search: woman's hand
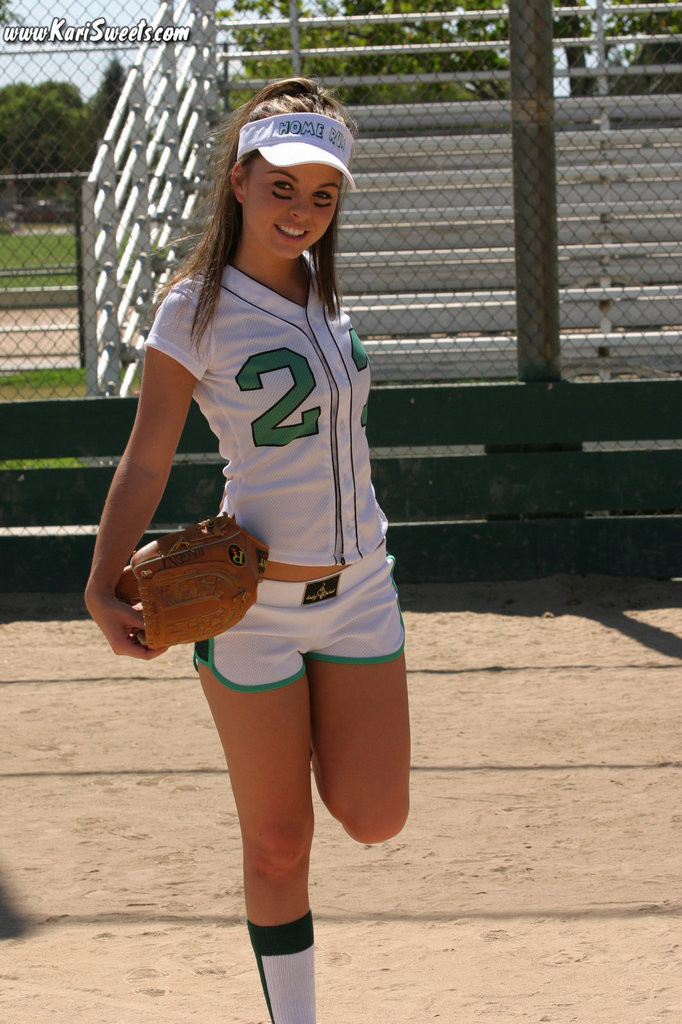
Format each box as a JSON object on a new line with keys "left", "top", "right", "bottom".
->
{"left": 85, "top": 583, "right": 169, "bottom": 660}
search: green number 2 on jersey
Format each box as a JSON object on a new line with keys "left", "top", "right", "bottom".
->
{"left": 236, "top": 347, "right": 321, "bottom": 447}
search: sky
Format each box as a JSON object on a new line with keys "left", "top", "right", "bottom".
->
{"left": 0, "top": 0, "right": 176, "bottom": 98}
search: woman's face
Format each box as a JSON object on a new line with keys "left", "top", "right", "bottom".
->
{"left": 231, "top": 154, "right": 341, "bottom": 270}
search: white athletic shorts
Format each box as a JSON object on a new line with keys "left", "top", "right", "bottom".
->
{"left": 194, "top": 542, "right": 404, "bottom": 691}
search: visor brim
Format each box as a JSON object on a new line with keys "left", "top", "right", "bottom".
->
{"left": 256, "top": 142, "right": 357, "bottom": 190}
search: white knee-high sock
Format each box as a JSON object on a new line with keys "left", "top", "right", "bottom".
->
{"left": 247, "top": 911, "right": 316, "bottom": 1024}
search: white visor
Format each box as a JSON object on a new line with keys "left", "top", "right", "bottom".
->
{"left": 237, "top": 112, "right": 356, "bottom": 190}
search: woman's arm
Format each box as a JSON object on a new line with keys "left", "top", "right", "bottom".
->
{"left": 85, "top": 348, "right": 198, "bottom": 659}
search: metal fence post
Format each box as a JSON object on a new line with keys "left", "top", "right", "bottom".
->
{"left": 289, "top": 0, "right": 302, "bottom": 76}
{"left": 509, "top": 0, "right": 561, "bottom": 382}
{"left": 594, "top": 0, "right": 611, "bottom": 131}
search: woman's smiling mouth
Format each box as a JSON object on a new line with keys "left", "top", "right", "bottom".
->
{"left": 277, "top": 224, "right": 306, "bottom": 238}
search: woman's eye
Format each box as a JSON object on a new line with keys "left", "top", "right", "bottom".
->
{"left": 270, "top": 181, "right": 335, "bottom": 206}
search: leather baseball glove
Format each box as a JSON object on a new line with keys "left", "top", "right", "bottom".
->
{"left": 115, "top": 513, "right": 268, "bottom": 649}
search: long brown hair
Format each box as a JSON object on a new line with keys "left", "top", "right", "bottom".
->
{"left": 154, "top": 78, "right": 357, "bottom": 346}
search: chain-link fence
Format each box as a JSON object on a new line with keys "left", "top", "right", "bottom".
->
{"left": 1, "top": 0, "right": 680, "bottom": 400}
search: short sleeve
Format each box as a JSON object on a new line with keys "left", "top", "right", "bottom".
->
{"left": 145, "top": 279, "right": 210, "bottom": 379}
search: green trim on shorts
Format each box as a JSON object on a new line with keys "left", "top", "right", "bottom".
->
{"left": 306, "top": 550, "right": 404, "bottom": 667}
{"left": 305, "top": 640, "right": 405, "bottom": 666}
{"left": 192, "top": 548, "right": 404, "bottom": 688}
{"left": 193, "top": 637, "right": 306, "bottom": 692}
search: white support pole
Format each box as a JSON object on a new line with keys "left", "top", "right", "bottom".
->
{"left": 93, "top": 147, "right": 124, "bottom": 395}
{"left": 80, "top": 177, "right": 100, "bottom": 397}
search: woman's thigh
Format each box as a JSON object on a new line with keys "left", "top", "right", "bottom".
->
{"left": 198, "top": 665, "right": 315, "bottom": 838}
{"left": 306, "top": 653, "right": 411, "bottom": 843}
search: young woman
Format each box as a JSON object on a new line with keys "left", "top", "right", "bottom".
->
{"left": 85, "top": 77, "right": 410, "bottom": 1024}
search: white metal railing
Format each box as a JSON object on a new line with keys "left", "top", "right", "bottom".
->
{"left": 82, "top": 0, "right": 217, "bottom": 395}
{"left": 217, "top": 2, "right": 682, "bottom": 100}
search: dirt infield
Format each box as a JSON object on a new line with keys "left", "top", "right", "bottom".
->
{"left": 1, "top": 573, "right": 681, "bottom": 1023}
{"left": 0, "top": 306, "right": 80, "bottom": 372}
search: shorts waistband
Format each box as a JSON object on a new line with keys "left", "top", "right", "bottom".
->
{"left": 257, "top": 543, "right": 388, "bottom": 606}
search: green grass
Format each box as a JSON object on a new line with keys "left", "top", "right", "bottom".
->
{"left": 0, "top": 230, "right": 78, "bottom": 289}
{"left": 0, "top": 365, "right": 142, "bottom": 401}
{"left": 0, "top": 367, "right": 86, "bottom": 401}
{"left": 0, "top": 228, "right": 155, "bottom": 288}
{"left": 0, "top": 230, "right": 77, "bottom": 264}
{"left": 4, "top": 271, "right": 76, "bottom": 288}
{"left": 0, "top": 456, "right": 81, "bottom": 468}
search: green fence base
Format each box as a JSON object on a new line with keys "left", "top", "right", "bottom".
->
{"left": 2, "top": 515, "right": 680, "bottom": 594}
{"left": 2, "top": 382, "right": 681, "bottom": 592}
{"left": 387, "top": 516, "right": 682, "bottom": 584}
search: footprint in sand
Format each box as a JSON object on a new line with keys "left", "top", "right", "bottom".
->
{"left": 124, "top": 966, "right": 171, "bottom": 997}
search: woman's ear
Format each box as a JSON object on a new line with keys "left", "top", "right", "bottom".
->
{"left": 231, "top": 162, "right": 246, "bottom": 202}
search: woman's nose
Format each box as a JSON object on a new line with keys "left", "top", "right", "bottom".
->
{"left": 289, "top": 195, "right": 312, "bottom": 220}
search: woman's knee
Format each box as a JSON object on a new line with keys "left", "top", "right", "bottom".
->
{"left": 323, "top": 788, "right": 409, "bottom": 845}
{"left": 243, "top": 816, "right": 315, "bottom": 882}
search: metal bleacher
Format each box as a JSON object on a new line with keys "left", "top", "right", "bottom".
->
{"left": 341, "top": 109, "right": 682, "bottom": 382}
{"left": 80, "top": 2, "right": 682, "bottom": 393}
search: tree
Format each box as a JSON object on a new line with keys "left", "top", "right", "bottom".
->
{"left": 553, "top": 0, "right": 682, "bottom": 99}
{"left": 0, "top": 82, "right": 99, "bottom": 192}
{"left": 221, "top": 0, "right": 511, "bottom": 106}
{"left": 554, "top": 0, "right": 596, "bottom": 98}
{"left": 89, "top": 59, "right": 127, "bottom": 140}
{"left": 607, "top": 0, "right": 682, "bottom": 96}
{"left": 219, "top": 0, "right": 682, "bottom": 108}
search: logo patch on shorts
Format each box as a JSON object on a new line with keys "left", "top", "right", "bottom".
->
{"left": 302, "top": 574, "right": 341, "bottom": 605}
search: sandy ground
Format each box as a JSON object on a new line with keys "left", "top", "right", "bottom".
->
{"left": 0, "top": 306, "right": 80, "bottom": 372}
{"left": 1, "top": 573, "right": 681, "bottom": 1024}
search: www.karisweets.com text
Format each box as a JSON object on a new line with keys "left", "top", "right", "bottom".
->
{"left": 3, "top": 18, "right": 191, "bottom": 44}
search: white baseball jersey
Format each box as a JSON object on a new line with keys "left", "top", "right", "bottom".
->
{"left": 145, "top": 264, "right": 388, "bottom": 565}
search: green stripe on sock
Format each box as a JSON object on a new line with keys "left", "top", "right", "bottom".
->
{"left": 247, "top": 910, "right": 314, "bottom": 957}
